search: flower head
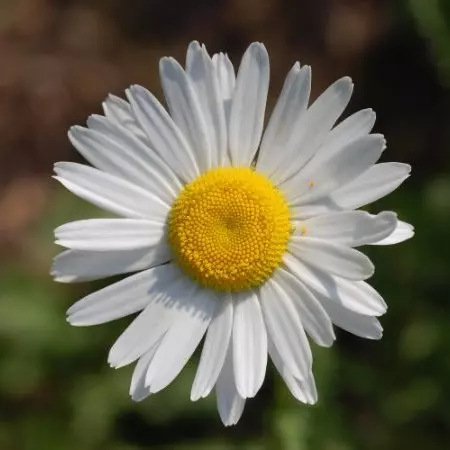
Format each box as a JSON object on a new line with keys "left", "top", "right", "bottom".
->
{"left": 53, "top": 42, "right": 413, "bottom": 426}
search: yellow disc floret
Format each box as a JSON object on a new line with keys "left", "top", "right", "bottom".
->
{"left": 169, "top": 167, "right": 292, "bottom": 292}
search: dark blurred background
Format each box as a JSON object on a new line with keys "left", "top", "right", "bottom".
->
{"left": 0, "top": 0, "right": 449, "bottom": 449}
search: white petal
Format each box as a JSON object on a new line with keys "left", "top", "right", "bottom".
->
{"left": 216, "top": 345, "right": 246, "bottom": 426}
{"left": 268, "top": 337, "right": 317, "bottom": 404}
{"left": 52, "top": 247, "right": 170, "bottom": 283}
{"left": 284, "top": 134, "right": 386, "bottom": 205}
{"left": 274, "top": 268, "right": 335, "bottom": 347}
{"left": 69, "top": 124, "right": 154, "bottom": 195}
{"left": 285, "top": 372, "right": 318, "bottom": 405}
{"left": 331, "top": 162, "right": 411, "bottom": 209}
{"left": 129, "top": 341, "right": 162, "bottom": 402}
{"left": 212, "top": 52, "right": 235, "bottom": 131}
{"left": 289, "top": 237, "right": 374, "bottom": 280}
{"left": 283, "top": 253, "right": 386, "bottom": 316}
{"left": 257, "top": 63, "right": 311, "bottom": 175}
{"left": 160, "top": 57, "right": 212, "bottom": 172}
{"left": 229, "top": 43, "right": 269, "bottom": 166}
{"left": 67, "top": 263, "right": 181, "bottom": 327}
{"left": 271, "top": 77, "right": 354, "bottom": 185}
{"left": 290, "top": 198, "right": 342, "bottom": 221}
{"left": 102, "top": 94, "right": 148, "bottom": 142}
{"left": 297, "top": 211, "right": 398, "bottom": 247}
{"left": 259, "top": 279, "right": 312, "bottom": 380}
{"left": 317, "top": 108, "right": 376, "bottom": 160}
{"left": 55, "top": 219, "right": 166, "bottom": 251}
{"left": 292, "top": 163, "right": 410, "bottom": 219}
{"left": 145, "top": 288, "right": 218, "bottom": 393}
{"left": 317, "top": 294, "right": 383, "bottom": 339}
{"left": 54, "top": 162, "right": 169, "bottom": 220}
{"left": 186, "top": 42, "right": 227, "bottom": 168}
{"left": 286, "top": 109, "right": 376, "bottom": 195}
{"left": 126, "top": 85, "right": 199, "bottom": 182}
{"left": 107, "top": 273, "right": 193, "bottom": 369}
{"left": 212, "top": 52, "right": 235, "bottom": 101}
{"left": 191, "top": 294, "right": 233, "bottom": 401}
{"left": 232, "top": 291, "right": 268, "bottom": 398}
{"left": 372, "top": 220, "right": 414, "bottom": 245}
{"left": 81, "top": 114, "right": 182, "bottom": 201}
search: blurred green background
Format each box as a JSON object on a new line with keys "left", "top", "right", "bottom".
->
{"left": 0, "top": 0, "right": 449, "bottom": 449}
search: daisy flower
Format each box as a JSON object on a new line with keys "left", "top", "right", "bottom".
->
{"left": 52, "top": 42, "right": 413, "bottom": 426}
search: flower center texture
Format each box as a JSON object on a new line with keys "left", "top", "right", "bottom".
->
{"left": 169, "top": 167, "right": 292, "bottom": 292}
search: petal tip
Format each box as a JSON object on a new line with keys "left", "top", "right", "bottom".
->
{"left": 66, "top": 314, "right": 82, "bottom": 327}
{"left": 188, "top": 40, "right": 200, "bottom": 48}
{"left": 248, "top": 42, "right": 268, "bottom": 58}
{"left": 341, "top": 75, "right": 353, "bottom": 84}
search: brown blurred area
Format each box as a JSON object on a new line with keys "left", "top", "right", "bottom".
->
{"left": 0, "top": 0, "right": 401, "bottom": 254}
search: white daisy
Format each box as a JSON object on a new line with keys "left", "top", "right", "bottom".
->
{"left": 52, "top": 41, "right": 413, "bottom": 426}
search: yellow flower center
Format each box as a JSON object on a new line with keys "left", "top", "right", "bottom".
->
{"left": 169, "top": 167, "right": 292, "bottom": 292}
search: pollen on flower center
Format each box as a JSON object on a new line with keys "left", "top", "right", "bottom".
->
{"left": 169, "top": 167, "right": 292, "bottom": 292}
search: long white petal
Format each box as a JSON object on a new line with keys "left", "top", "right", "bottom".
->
{"left": 331, "top": 162, "right": 411, "bottom": 209}
{"left": 186, "top": 42, "right": 227, "bottom": 168}
{"left": 67, "top": 263, "right": 181, "bottom": 326}
{"left": 297, "top": 211, "right": 398, "bottom": 247}
{"left": 372, "top": 220, "right": 414, "bottom": 245}
{"left": 257, "top": 63, "right": 311, "bottom": 175}
{"left": 290, "top": 198, "right": 342, "bottom": 221}
{"left": 272, "top": 77, "right": 353, "bottom": 184}
{"left": 216, "top": 345, "right": 246, "bottom": 426}
{"left": 212, "top": 52, "right": 235, "bottom": 131}
{"left": 268, "top": 337, "right": 317, "bottom": 404}
{"left": 145, "top": 288, "right": 218, "bottom": 393}
{"left": 317, "top": 294, "right": 383, "bottom": 339}
{"left": 191, "top": 294, "right": 233, "bottom": 401}
{"left": 284, "top": 134, "right": 385, "bottom": 205}
{"left": 107, "top": 274, "right": 193, "bottom": 369}
{"left": 55, "top": 219, "right": 166, "bottom": 251}
{"left": 229, "top": 43, "right": 269, "bottom": 166}
{"left": 160, "top": 56, "right": 212, "bottom": 172}
{"left": 52, "top": 247, "right": 170, "bottom": 283}
{"left": 102, "top": 94, "right": 148, "bottom": 142}
{"left": 274, "top": 269, "right": 335, "bottom": 347}
{"left": 283, "top": 254, "right": 386, "bottom": 316}
{"left": 289, "top": 237, "right": 374, "bottom": 280}
{"left": 291, "top": 162, "right": 411, "bottom": 220}
{"left": 126, "top": 85, "right": 199, "bottom": 182}
{"left": 314, "top": 108, "right": 376, "bottom": 161}
{"left": 80, "top": 114, "right": 182, "bottom": 201}
{"left": 232, "top": 291, "right": 267, "bottom": 399}
{"left": 54, "top": 162, "right": 169, "bottom": 220}
{"left": 212, "top": 53, "right": 235, "bottom": 101}
{"left": 129, "top": 340, "right": 162, "bottom": 402}
{"left": 259, "top": 279, "right": 312, "bottom": 380}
